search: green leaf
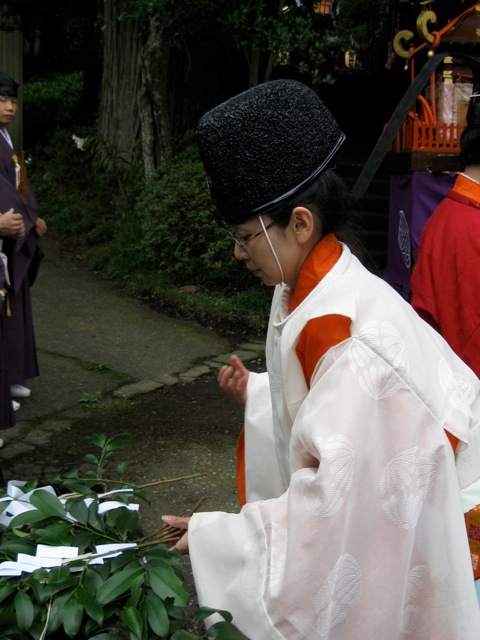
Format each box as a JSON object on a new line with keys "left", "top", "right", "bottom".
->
{"left": 8, "top": 527, "right": 30, "bottom": 537}
{"left": 105, "top": 438, "right": 130, "bottom": 454}
{"left": 120, "top": 605, "right": 143, "bottom": 638}
{"left": 91, "top": 434, "right": 107, "bottom": 448}
{"left": 46, "top": 565, "right": 79, "bottom": 596}
{"left": 170, "top": 631, "right": 198, "bottom": 639}
{"left": 65, "top": 496, "right": 89, "bottom": 525}
{"left": 96, "top": 567, "right": 143, "bottom": 605}
{"left": 0, "top": 581, "right": 18, "bottom": 605}
{"left": 196, "top": 606, "right": 233, "bottom": 623}
{"left": 29, "top": 489, "right": 66, "bottom": 519}
{"left": 107, "top": 508, "right": 140, "bottom": 540}
{"left": 71, "top": 529, "right": 94, "bottom": 552}
{"left": 116, "top": 459, "right": 129, "bottom": 476}
{"left": 0, "top": 609, "right": 17, "bottom": 627}
{"left": 14, "top": 591, "right": 35, "bottom": 631}
{"left": 125, "top": 573, "right": 144, "bottom": 608}
{"left": 35, "top": 522, "right": 74, "bottom": 545}
{"left": 47, "top": 591, "right": 72, "bottom": 633}
{"left": 0, "top": 540, "right": 36, "bottom": 556}
{"left": 62, "top": 478, "right": 96, "bottom": 494}
{"left": 164, "top": 600, "right": 186, "bottom": 620}
{"left": 63, "top": 594, "right": 84, "bottom": 637}
{"left": 47, "top": 564, "right": 74, "bottom": 584}
{"left": 60, "top": 469, "right": 79, "bottom": 479}
{"left": 87, "top": 499, "right": 105, "bottom": 532}
{"left": 108, "top": 549, "right": 137, "bottom": 573}
{"left": 9, "top": 509, "right": 53, "bottom": 528}
{"left": 77, "top": 585, "right": 104, "bottom": 625}
{"left": 207, "top": 621, "right": 250, "bottom": 639}
{"left": 83, "top": 566, "right": 104, "bottom": 595}
{"left": 83, "top": 453, "right": 99, "bottom": 465}
{"left": 147, "top": 565, "right": 188, "bottom": 607}
{"left": 24, "top": 570, "right": 50, "bottom": 603}
{"left": 144, "top": 546, "right": 172, "bottom": 561}
{"left": 145, "top": 592, "right": 169, "bottom": 636}
{"left": 134, "top": 488, "right": 151, "bottom": 504}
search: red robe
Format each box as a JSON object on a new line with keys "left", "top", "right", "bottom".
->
{"left": 411, "top": 173, "right": 480, "bottom": 378}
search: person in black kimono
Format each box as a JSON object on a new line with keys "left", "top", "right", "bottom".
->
{"left": 0, "top": 70, "right": 46, "bottom": 415}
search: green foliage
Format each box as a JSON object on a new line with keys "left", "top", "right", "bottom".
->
{"left": 23, "top": 73, "right": 85, "bottom": 146}
{"left": 0, "top": 435, "right": 248, "bottom": 639}
{"left": 336, "top": 0, "right": 392, "bottom": 47}
{"left": 126, "top": 143, "right": 244, "bottom": 290}
{"left": 32, "top": 128, "right": 139, "bottom": 247}
{"left": 31, "top": 128, "right": 270, "bottom": 336}
{"left": 227, "top": 0, "right": 337, "bottom": 84}
{"left": 22, "top": 73, "right": 83, "bottom": 110}
{"left": 79, "top": 392, "right": 100, "bottom": 406}
{"left": 113, "top": 0, "right": 355, "bottom": 86}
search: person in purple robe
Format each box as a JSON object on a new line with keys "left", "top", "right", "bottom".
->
{"left": 0, "top": 255, "right": 15, "bottom": 444}
{"left": 0, "top": 70, "right": 47, "bottom": 414}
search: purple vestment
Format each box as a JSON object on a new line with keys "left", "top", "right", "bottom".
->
{"left": 0, "top": 132, "right": 41, "bottom": 388}
{"left": 383, "top": 171, "right": 456, "bottom": 297}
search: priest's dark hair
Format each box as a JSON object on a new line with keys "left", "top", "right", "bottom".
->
{"left": 267, "top": 169, "right": 366, "bottom": 266}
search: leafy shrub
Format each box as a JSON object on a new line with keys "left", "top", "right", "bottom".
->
{"left": 31, "top": 128, "right": 270, "bottom": 335}
{"left": 32, "top": 129, "right": 136, "bottom": 248}
{"left": 23, "top": 73, "right": 85, "bottom": 148}
{"left": 23, "top": 73, "right": 83, "bottom": 111}
{"left": 0, "top": 434, "right": 248, "bottom": 639}
{"left": 122, "top": 143, "right": 248, "bottom": 291}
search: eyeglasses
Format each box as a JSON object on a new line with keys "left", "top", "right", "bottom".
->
{"left": 229, "top": 221, "right": 275, "bottom": 249}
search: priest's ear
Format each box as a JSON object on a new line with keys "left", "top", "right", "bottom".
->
{"left": 290, "top": 207, "right": 320, "bottom": 244}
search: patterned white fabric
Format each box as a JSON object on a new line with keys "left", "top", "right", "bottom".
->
{"left": 189, "top": 245, "right": 480, "bottom": 639}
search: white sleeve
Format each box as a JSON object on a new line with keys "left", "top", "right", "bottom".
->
{"left": 244, "top": 371, "right": 286, "bottom": 501}
{"left": 188, "top": 344, "right": 480, "bottom": 639}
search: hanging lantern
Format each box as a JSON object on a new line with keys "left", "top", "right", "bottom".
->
{"left": 345, "top": 49, "right": 357, "bottom": 69}
{"left": 278, "top": 50, "right": 290, "bottom": 66}
{"left": 313, "top": 1, "right": 332, "bottom": 16}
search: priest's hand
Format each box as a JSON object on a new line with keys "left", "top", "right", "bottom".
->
{"left": 218, "top": 355, "right": 249, "bottom": 406}
{"left": 162, "top": 515, "right": 190, "bottom": 554}
{"left": 0, "top": 211, "right": 25, "bottom": 239}
{"left": 35, "top": 217, "right": 47, "bottom": 237}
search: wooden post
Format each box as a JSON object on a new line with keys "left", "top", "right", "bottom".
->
{"left": 0, "top": 14, "right": 23, "bottom": 152}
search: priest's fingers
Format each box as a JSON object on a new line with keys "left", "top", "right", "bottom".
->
{"left": 162, "top": 515, "right": 190, "bottom": 530}
{"left": 162, "top": 515, "right": 190, "bottom": 554}
{"left": 171, "top": 531, "right": 189, "bottom": 554}
{"left": 218, "top": 355, "right": 249, "bottom": 406}
{"left": 0, "top": 212, "right": 25, "bottom": 238}
{"left": 35, "top": 217, "right": 47, "bottom": 237}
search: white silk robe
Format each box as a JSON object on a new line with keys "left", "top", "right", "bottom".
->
{"left": 189, "top": 244, "right": 480, "bottom": 639}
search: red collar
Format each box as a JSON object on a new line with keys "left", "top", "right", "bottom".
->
{"left": 289, "top": 234, "right": 342, "bottom": 312}
{"left": 447, "top": 174, "right": 480, "bottom": 210}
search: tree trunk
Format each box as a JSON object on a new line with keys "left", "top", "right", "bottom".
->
{"left": 137, "top": 14, "right": 172, "bottom": 179}
{"left": 247, "top": 46, "right": 260, "bottom": 87}
{"left": 99, "top": 0, "right": 142, "bottom": 166}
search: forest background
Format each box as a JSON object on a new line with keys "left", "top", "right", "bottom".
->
{"left": 2, "top": 0, "right": 474, "bottom": 337}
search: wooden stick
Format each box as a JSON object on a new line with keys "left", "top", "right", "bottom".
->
{"left": 139, "top": 495, "right": 206, "bottom": 542}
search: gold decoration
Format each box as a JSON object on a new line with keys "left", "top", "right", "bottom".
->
{"left": 416, "top": 10, "right": 437, "bottom": 44}
{"left": 344, "top": 50, "right": 357, "bottom": 68}
{"left": 393, "top": 30, "right": 414, "bottom": 59}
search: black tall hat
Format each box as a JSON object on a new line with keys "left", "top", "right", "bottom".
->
{"left": 0, "top": 70, "right": 18, "bottom": 98}
{"left": 196, "top": 79, "right": 345, "bottom": 224}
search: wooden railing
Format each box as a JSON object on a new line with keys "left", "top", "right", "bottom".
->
{"left": 393, "top": 121, "right": 465, "bottom": 153}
